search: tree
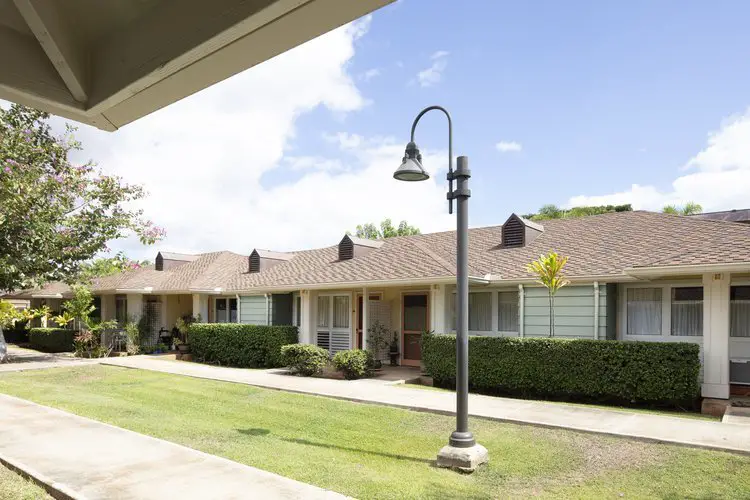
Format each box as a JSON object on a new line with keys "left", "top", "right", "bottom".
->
{"left": 0, "top": 104, "right": 164, "bottom": 292}
{"left": 523, "top": 204, "right": 632, "bottom": 221}
{"left": 525, "top": 252, "right": 570, "bottom": 337}
{"left": 79, "top": 252, "right": 151, "bottom": 281}
{"left": 352, "top": 218, "right": 421, "bottom": 240}
{"left": 662, "top": 202, "right": 703, "bottom": 216}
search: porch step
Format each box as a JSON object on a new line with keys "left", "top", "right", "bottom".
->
{"left": 723, "top": 406, "right": 750, "bottom": 425}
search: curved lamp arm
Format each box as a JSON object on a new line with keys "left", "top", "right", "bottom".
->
{"left": 410, "top": 105, "right": 454, "bottom": 213}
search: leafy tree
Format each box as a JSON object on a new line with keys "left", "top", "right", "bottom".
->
{"left": 0, "top": 104, "right": 164, "bottom": 292}
{"left": 525, "top": 252, "right": 570, "bottom": 337}
{"left": 662, "top": 201, "right": 703, "bottom": 216}
{"left": 62, "top": 284, "right": 96, "bottom": 326}
{"left": 352, "top": 218, "right": 421, "bottom": 240}
{"left": 524, "top": 204, "right": 633, "bottom": 221}
{"left": 79, "top": 252, "right": 151, "bottom": 281}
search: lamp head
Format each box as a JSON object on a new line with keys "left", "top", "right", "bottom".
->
{"left": 393, "top": 141, "right": 429, "bottom": 182}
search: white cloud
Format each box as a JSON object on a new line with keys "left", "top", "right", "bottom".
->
{"left": 496, "top": 141, "right": 522, "bottom": 153}
{"left": 46, "top": 15, "right": 452, "bottom": 259}
{"left": 569, "top": 108, "right": 750, "bottom": 212}
{"left": 416, "top": 51, "right": 449, "bottom": 87}
{"left": 360, "top": 68, "right": 381, "bottom": 82}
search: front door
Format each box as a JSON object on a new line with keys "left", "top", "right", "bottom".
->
{"left": 402, "top": 293, "right": 429, "bottom": 366}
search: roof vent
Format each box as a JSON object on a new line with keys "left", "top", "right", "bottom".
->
{"left": 155, "top": 251, "right": 199, "bottom": 271}
{"left": 248, "top": 249, "right": 294, "bottom": 273}
{"left": 501, "top": 214, "right": 543, "bottom": 248}
{"left": 338, "top": 235, "right": 383, "bottom": 261}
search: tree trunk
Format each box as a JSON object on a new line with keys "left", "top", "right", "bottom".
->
{"left": 549, "top": 292, "right": 554, "bottom": 337}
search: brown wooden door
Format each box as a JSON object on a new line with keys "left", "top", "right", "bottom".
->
{"left": 402, "top": 293, "right": 428, "bottom": 366}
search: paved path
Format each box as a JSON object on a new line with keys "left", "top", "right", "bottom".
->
{"left": 0, "top": 393, "right": 345, "bottom": 500}
{"left": 0, "top": 346, "right": 100, "bottom": 373}
{"left": 105, "top": 355, "right": 750, "bottom": 454}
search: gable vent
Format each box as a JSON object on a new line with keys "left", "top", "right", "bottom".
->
{"left": 155, "top": 252, "right": 164, "bottom": 271}
{"left": 338, "top": 235, "right": 383, "bottom": 261}
{"left": 248, "top": 249, "right": 294, "bottom": 273}
{"left": 249, "top": 250, "right": 261, "bottom": 273}
{"left": 501, "top": 214, "right": 543, "bottom": 248}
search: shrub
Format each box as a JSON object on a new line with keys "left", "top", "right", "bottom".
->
{"left": 332, "top": 349, "right": 374, "bottom": 380}
{"left": 1, "top": 320, "right": 29, "bottom": 344}
{"left": 188, "top": 324, "right": 298, "bottom": 368}
{"left": 422, "top": 333, "right": 701, "bottom": 406}
{"left": 281, "top": 344, "right": 329, "bottom": 376}
{"left": 29, "top": 328, "right": 76, "bottom": 353}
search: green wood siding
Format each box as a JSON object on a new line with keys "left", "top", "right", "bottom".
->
{"left": 523, "top": 285, "right": 608, "bottom": 339}
{"left": 239, "top": 295, "right": 270, "bottom": 325}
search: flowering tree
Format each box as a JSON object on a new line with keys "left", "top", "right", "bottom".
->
{"left": 79, "top": 252, "right": 151, "bottom": 281}
{"left": 0, "top": 104, "right": 164, "bottom": 291}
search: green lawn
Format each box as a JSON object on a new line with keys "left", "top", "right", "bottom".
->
{"left": 0, "top": 465, "right": 51, "bottom": 500}
{"left": 0, "top": 366, "right": 748, "bottom": 499}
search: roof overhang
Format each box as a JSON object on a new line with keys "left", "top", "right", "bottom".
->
{"left": 0, "top": 0, "right": 393, "bottom": 131}
{"left": 232, "top": 276, "right": 489, "bottom": 294}
{"left": 624, "top": 262, "right": 750, "bottom": 279}
{"left": 484, "top": 274, "right": 640, "bottom": 286}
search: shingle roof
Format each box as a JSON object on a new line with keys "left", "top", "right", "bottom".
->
{"left": 6, "top": 211, "right": 750, "bottom": 297}
{"left": 691, "top": 208, "right": 750, "bottom": 224}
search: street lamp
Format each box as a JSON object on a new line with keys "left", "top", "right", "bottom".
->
{"left": 394, "top": 105, "right": 488, "bottom": 471}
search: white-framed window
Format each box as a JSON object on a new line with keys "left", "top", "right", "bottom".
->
{"left": 622, "top": 283, "right": 703, "bottom": 341}
{"left": 626, "top": 288, "right": 662, "bottom": 336}
{"left": 115, "top": 294, "right": 127, "bottom": 326}
{"left": 292, "top": 293, "right": 301, "bottom": 327}
{"left": 451, "top": 289, "right": 519, "bottom": 336}
{"left": 317, "top": 296, "right": 329, "bottom": 328}
{"left": 214, "top": 297, "right": 237, "bottom": 323}
{"left": 731, "top": 285, "right": 750, "bottom": 338}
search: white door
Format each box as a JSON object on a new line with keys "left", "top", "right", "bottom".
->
{"left": 316, "top": 294, "right": 351, "bottom": 355}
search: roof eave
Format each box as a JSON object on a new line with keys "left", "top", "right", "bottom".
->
{"left": 625, "top": 262, "right": 750, "bottom": 279}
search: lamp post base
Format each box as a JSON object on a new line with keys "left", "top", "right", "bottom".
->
{"left": 436, "top": 443, "right": 489, "bottom": 473}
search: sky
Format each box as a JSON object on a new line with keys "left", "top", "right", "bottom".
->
{"left": 20, "top": 0, "right": 750, "bottom": 259}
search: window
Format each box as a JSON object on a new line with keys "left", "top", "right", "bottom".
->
{"left": 115, "top": 295, "right": 127, "bottom": 326}
{"left": 731, "top": 286, "right": 750, "bottom": 338}
{"left": 468, "top": 292, "right": 492, "bottom": 331}
{"left": 626, "top": 288, "right": 662, "bottom": 335}
{"left": 498, "top": 291, "right": 519, "bottom": 332}
{"left": 333, "top": 296, "right": 349, "bottom": 328}
{"left": 294, "top": 295, "right": 301, "bottom": 327}
{"left": 671, "top": 287, "right": 703, "bottom": 337}
{"left": 91, "top": 296, "right": 102, "bottom": 323}
{"left": 317, "top": 296, "right": 329, "bottom": 327}
{"left": 215, "top": 298, "right": 238, "bottom": 324}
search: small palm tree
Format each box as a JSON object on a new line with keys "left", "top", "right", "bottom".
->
{"left": 526, "top": 252, "right": 570, "bottom": 337}
{"left": 662, "top": 201, "right": 702, "bottom": 215}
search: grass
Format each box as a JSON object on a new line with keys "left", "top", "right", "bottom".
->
{"left": 1, "top": 365, "right": 748, "bottom": 499}
{"left": 399, "top": 382, "right": 719, "bottom": 421}
{"left": 0, "top": 464, "right": 51, "bottom": 500}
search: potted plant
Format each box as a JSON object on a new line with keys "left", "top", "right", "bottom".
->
{"left": 174, "top": 316, "right": 192, "bottom": 354}
{"left": 389, "top": 332, "right": 400, "bottom": 366}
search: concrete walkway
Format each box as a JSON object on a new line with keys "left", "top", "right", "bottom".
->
{"left": 0, "top": 346, "right": 100, "bottom": 373}
{"left": 0, "top": 393, "right": 344, "bottom": 500}
{"left": 104, "top": 355, "right": 750, "bottom": 454}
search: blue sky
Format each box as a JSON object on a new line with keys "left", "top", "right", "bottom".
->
{"left": 43, "top": 0, "right": 750, "bottom": 258}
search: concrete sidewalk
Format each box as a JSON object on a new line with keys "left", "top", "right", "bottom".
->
{"left": 0, "top": 346, "right": 100, "bottom": 373}
{"left": 0, "top": 393, "right": 344, "bottom": 500}
{"left": 105, "top": 355, "right": 750, "bottom": 454}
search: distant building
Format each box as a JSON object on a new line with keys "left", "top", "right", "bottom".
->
{"left": 692, "top": 208, "right": 750, "bottom": 224}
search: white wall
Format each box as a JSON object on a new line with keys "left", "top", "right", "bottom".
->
{"left": 703, "top": 273, "right": 730, "bottom": 399}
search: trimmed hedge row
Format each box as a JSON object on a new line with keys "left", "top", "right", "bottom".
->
{"left": 422, "top": 333, "right": 701, "bottom": 405}
{"left": 188, "top": 323, "right": 298, "bottom": 368}
{"left": 29, "top": 328, "right": 76, "bottom": 353}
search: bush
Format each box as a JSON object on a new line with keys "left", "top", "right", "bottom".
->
{"left": 281, "top": 344, "right": 329, "bottom": 376}
{"left": 332, "top": 349, "right": 374, "bottom": 380}
{"left": 1, "top": 321, "right": 29, "bottom": 344}
{"left": 29, "top": 328, "right": 76, "bottom": 353}
{"left": 188, "top": 323, "right": 298, "bottom": 368}
{"left": 422, "top": 333, "right": 701, "bottom": 406}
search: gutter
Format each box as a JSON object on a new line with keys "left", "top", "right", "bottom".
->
{"left": 624, "top": 262, "right": 750, "bottom": 279}
{"left": 231, "top": 276, "right": 489, "bottom": 294}
{"left": 485, "top": 274, "right": 639, "bottom": 286}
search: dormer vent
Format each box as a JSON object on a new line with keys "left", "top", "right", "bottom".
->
{"left": 248, "top": 249, "right": 294, "bottom": 273}
{"left": 338, "top": 235, "right": 383, "bottom": 261}
{"left": 501, "top": 214, "right": 544, "bottom": 248}
{"left": 155, "top": 251, "right": 199, "bottom": 271}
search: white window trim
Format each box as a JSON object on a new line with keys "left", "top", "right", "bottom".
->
{"left": 620, "top": 282, "right": 703, "bottom": 343}
{"left": 214, "top": 296, "right": 238, "bottom": 324}
{"left": 730, "top": 280, "right": 750, "bottom": 342}
{"left": 450, "top": 288, "right": 520, "bottom": 337}
{"left": 316, "top": 292, "right": 353, "bottom": 353}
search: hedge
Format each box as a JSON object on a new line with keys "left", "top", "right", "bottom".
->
{"left": 188, "top": 323, "right": 298, "bottom": 368}
{"left": 422, "top": 333, "right": 701, "bottom": 405}
{"left": 29, "top": 328, "right": 76, "bottom": 353}
{"left": 281, "top": 343, "right": 329, "bottom": 376}
{"left": 332, "top": 349, "right": 374, "bottom": 380}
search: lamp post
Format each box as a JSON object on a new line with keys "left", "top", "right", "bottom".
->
{"left": 394, "top": 105, "right": 488, "bottom": 471}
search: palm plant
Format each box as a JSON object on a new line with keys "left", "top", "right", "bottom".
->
{"left": 525, "top": 252, "right": 570, "bottom": 337}
{"left": 662, "top": 201, "right": 702, "bottom": 215}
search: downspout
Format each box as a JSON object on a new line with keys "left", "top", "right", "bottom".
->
{"left": 518, "top": 284, "right": 525, "bottom": 337}
{"left": 593, "top": 282, "right": 600, "bottom": 340}
{"left": 236, "top": 294, "right": 241, "bottom": 323}
{"left": 265, "top": 293, "right": 270, "bottom": 326}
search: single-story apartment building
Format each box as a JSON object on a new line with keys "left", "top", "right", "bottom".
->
{"left": 6, "top": 210, "right": 750, "bottom": 401}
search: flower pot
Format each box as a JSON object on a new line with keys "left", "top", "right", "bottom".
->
{"left": 389, "top": 352, "right": 399, "bottom": 366}
{"left": 177, "top": 343, "right": 191, "bottom": 354}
